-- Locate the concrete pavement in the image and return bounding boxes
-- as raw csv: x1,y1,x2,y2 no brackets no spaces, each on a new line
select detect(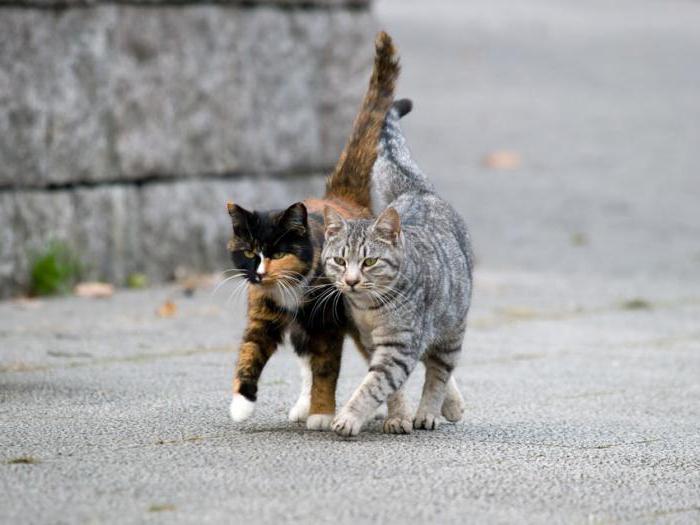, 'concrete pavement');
2,0,700,523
